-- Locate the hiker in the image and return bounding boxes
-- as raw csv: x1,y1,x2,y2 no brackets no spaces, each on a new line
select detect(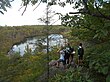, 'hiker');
70,46,75,64
56,46,66,68
78,43,84,66
64,43,72,66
